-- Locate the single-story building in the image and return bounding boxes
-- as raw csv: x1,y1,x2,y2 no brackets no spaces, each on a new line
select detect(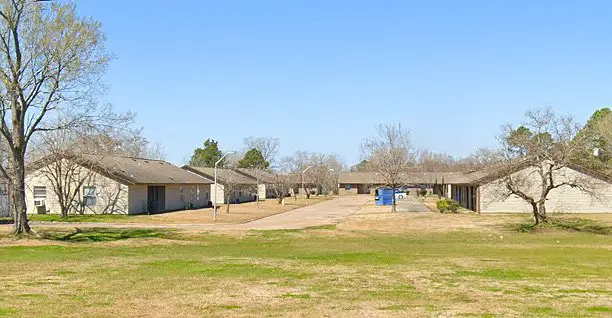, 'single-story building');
436,164,612,213
234,168,278,199
468,165,612,213
182,166,259,204
339,165,612,213
26,155,213,215
337,171,442,195
337,172,382,195
287,173,319,196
